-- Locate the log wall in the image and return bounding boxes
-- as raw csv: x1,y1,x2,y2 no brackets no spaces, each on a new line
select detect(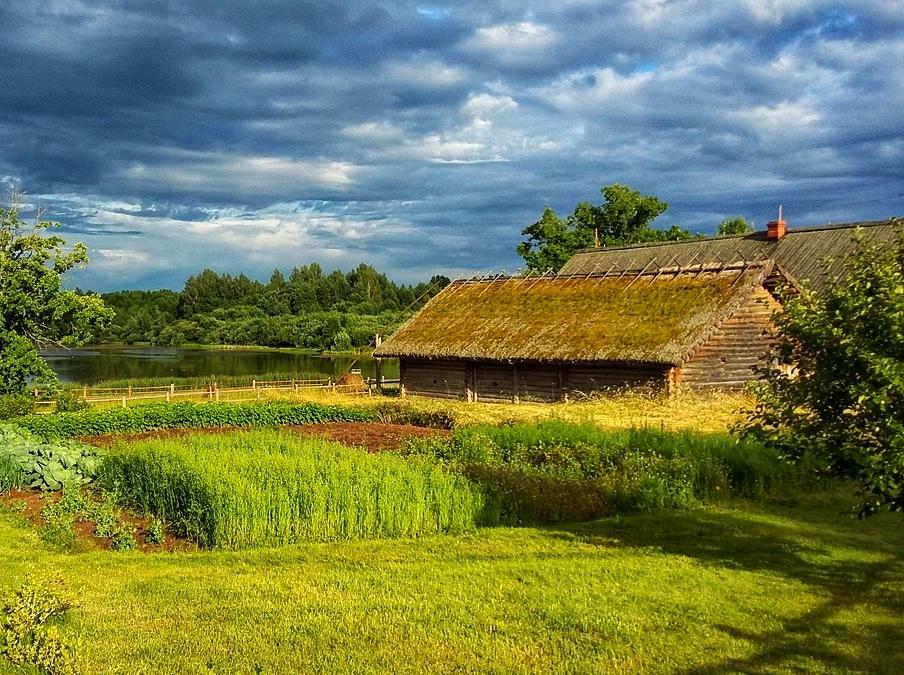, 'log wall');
400,358,669,402
400,359,467,399
680,287,780,390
